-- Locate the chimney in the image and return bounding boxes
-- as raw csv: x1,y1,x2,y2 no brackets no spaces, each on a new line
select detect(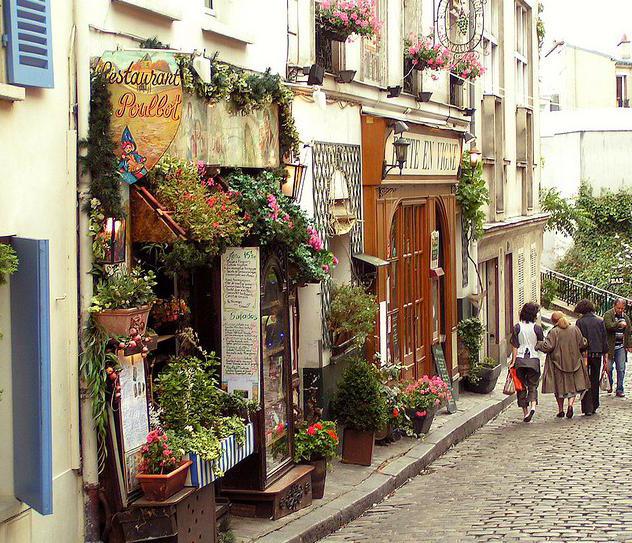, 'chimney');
618,34,630,60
